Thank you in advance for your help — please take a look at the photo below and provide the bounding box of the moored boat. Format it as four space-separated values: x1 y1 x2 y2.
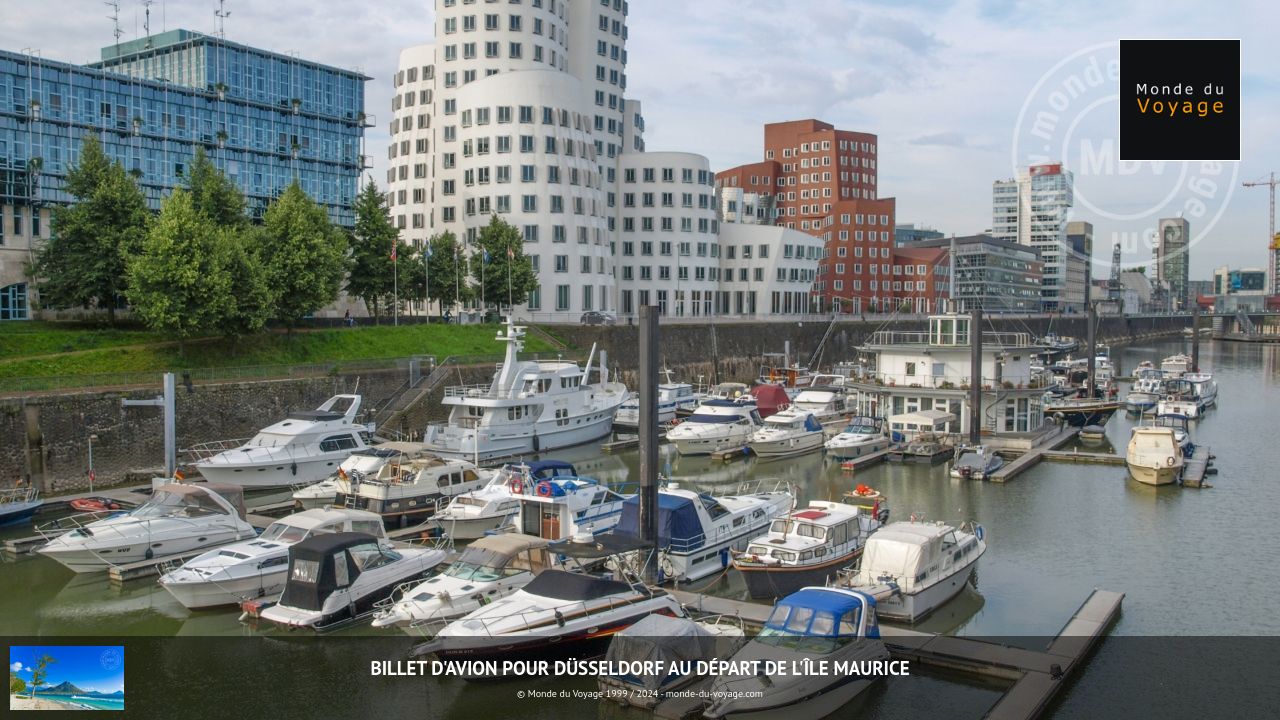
1126 426 1184 486
825 416 890 459
703 587 891 719
836 518 986 623
733 499 885 600
0 486 44 527
949 445 1004 480
748 411 825 458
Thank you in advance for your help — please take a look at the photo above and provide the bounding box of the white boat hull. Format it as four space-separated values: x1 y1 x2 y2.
750 432 824 458
825 437 890 459
873 554 980 623
424 411 621 464
670 426 755 456
426 512 514 540
1127 463 1182 486
38 526 252 574
197 456 347 488
161 568 287 609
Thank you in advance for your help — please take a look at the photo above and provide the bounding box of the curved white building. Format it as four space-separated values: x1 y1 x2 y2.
385 0 642 320
616 151 719 317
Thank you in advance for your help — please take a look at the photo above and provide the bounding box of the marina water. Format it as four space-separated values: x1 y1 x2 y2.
3 337 1278 718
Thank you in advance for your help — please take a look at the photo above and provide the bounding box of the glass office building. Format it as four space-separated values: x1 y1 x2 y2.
0 31 370 320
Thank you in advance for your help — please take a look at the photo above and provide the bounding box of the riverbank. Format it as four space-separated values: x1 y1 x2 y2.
9 693 92 710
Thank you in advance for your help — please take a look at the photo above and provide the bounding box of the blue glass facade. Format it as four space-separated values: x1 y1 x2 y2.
0 30 369 225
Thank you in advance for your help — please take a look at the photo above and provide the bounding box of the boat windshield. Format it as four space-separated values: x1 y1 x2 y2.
769 519 825 538
260 522 310 543
132 489 226 519
757 604 862 652
686 413 739 424
246 432 296 448
442 546 522 582
843 422 878 435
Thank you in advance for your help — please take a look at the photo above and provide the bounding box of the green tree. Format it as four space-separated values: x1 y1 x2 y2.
260 181 347 330
467 215 539 311
423 231 471 317
10 671 25 695
184 146 247 227
214 227 274 343
30 654 54 699
345 181 400 321
125 190 235 349
35 135 148 324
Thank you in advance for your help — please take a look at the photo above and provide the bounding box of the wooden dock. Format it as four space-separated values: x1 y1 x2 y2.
667 587 1123 720
1039 449 1126 465
710 445 752 462
836 447 893 471
1181 445 1214 488
989 428 1080 482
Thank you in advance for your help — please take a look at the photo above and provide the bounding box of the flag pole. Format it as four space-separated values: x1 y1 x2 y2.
507 241 513 309
393 243 399 327
424 241 430 320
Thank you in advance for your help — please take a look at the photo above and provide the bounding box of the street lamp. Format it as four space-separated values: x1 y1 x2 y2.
88 433 99 493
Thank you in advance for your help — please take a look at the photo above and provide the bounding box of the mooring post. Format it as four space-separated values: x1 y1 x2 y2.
638 306 660 584
1191 304 1201 372
1087 303 1097 398
969 308 982 445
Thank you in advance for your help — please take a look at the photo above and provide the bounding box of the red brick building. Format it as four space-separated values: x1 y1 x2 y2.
716 119 897 313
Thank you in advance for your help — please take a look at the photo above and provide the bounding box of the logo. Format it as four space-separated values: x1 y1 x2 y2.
1012 41 1238 273
100 647 122 671
1120 39 1240 161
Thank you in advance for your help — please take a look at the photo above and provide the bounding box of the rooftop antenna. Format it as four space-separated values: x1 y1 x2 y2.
105 1 123 47
142 0 154 46
215 0 230 39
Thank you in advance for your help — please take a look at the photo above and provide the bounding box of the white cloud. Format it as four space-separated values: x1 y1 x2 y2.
10 661 22 672
1 0 1276 276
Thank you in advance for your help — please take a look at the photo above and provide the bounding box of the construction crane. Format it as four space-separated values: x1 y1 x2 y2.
1242 172 1278 294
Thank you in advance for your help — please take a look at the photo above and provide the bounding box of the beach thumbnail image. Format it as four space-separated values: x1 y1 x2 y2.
9 645 124 711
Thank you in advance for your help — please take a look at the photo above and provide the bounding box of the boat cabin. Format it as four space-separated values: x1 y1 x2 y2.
760 587 880 644
856 522 979 594
279 531 405 614
887 410 956 442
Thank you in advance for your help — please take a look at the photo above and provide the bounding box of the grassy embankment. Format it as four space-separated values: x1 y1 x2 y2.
0 321 559 381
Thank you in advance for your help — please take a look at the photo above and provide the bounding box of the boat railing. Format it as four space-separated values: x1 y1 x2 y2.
34 510 241 543
443 383 505 399
0 487 39 505
182 438 251 462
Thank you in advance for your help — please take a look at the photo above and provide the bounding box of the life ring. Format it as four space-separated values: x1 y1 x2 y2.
535 481 554 497
1166 395 1176 401
508 476 524 494
1166 456 1175 467
854 484 874 496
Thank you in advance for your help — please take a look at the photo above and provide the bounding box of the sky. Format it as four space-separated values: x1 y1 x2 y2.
3 0 1277 280
9 645 125 694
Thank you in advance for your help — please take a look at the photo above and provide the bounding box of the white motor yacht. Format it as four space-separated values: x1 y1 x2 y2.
425 462 532 539
158 508 388 609
667 399 764 456
1126 426 1184 485
37 483 256 573
412 568 685 665
291 443 435 510
949 445 1005 480
614 374 700 429
1183 372 1218 408
703 587 890 720
192 395 372 488
785 385 853 431
611 482 793 583
257 531 447 631
509 462 633 541
1161 353 1192 378
336 454 488 528
749 411 825 458
838 519 986 623
1124 372 1166 413
734 499 884 600
824 416 890 459
422 318 628 463
370 534 553 630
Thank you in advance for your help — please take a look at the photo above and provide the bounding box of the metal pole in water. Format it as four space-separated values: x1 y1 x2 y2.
163 372 176 479
969 308 982 446
1191 304 1201 372
638 306 660 584
1087 303 1097 399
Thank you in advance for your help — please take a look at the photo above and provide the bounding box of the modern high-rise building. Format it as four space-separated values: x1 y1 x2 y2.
388 0 659 320
1155 217 1190 311
911 235 1044 313
992 163 1084 311
894 223 944 247
1066 220 1094 306
0 31 370 320
716 119 897 314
